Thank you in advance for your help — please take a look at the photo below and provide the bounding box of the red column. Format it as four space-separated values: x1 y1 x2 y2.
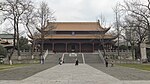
52 43 54 52
79 43 81 52
66 43 67 52
93 43 94 52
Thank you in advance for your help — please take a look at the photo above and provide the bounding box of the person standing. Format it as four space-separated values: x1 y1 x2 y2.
75 58 79 66
105 57 108 67
59 57 62 65
110 60 114 67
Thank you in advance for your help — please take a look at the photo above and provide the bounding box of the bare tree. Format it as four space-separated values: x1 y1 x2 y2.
118 0 148 59
96 16 110 57
21 4 36 57
34 1 56 55
113 3 122 60
124 15 147 59
122 16 139 60
131 0 150 43
0 0 33 64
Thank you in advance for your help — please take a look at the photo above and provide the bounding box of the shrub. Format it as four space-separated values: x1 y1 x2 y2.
146 49 150 62
119 45 128 50
0 45 7 58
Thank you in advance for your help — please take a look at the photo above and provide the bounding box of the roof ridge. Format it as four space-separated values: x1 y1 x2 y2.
53 22 98 24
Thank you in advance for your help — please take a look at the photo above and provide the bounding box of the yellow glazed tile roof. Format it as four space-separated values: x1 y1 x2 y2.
44 34 114 39
33 22 115 40
46 22 106 31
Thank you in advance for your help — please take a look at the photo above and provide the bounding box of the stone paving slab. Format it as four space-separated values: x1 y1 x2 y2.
0 64 150 84
0 64 56 80
22 64 121 84
88 63 150 80
0 64 121 84
123 81 150 84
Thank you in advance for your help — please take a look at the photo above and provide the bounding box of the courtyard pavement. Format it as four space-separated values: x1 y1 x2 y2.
88 63 150 80
0 64 150 84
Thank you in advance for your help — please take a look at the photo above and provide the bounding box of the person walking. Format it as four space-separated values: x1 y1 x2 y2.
59 57 62 65
75 58 79 66
105 57 108 67
110 60 114 67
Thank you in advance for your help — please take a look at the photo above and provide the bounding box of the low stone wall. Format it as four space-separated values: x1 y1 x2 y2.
4 50 41 64
101 50 134 60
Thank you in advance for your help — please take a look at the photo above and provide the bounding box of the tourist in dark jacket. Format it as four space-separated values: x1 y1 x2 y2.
59 57 62 65
105 57 108 67
75 58 79 66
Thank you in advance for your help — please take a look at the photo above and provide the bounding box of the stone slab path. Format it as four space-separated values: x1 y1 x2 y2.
0 64 150 84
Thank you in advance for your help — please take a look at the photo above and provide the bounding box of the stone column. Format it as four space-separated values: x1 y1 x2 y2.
140 43 147 62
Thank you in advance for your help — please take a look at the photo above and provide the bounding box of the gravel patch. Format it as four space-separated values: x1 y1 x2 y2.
88 63 150 80
0 63 56 80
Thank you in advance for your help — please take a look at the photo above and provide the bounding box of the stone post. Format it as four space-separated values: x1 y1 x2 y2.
140 43 147 62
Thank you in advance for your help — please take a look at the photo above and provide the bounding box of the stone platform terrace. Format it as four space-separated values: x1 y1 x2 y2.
0 64 150 84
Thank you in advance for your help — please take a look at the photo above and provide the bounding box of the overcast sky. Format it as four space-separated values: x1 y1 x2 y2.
33 0 124 25
0 0 147 35
0 0 124 34
0 0 147 25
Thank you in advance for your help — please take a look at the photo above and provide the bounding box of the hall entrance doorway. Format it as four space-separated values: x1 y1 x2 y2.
67 43 79 52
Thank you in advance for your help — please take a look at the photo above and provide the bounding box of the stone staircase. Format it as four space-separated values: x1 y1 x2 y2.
62 53 103 64
63 53 83 63
45 53 62 64
84 53 103 63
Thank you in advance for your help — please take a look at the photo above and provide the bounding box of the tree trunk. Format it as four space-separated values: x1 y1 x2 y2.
17 35 21 56
40 9 44 55
137 43 141 59
16 23 21 60
31 39 35 59
26 23 34 57
131 44 135 60
148 28 150 43
40 30 44 55
8 17 17 65
102 44 106 57
100 39 106 57
8 49 14 65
